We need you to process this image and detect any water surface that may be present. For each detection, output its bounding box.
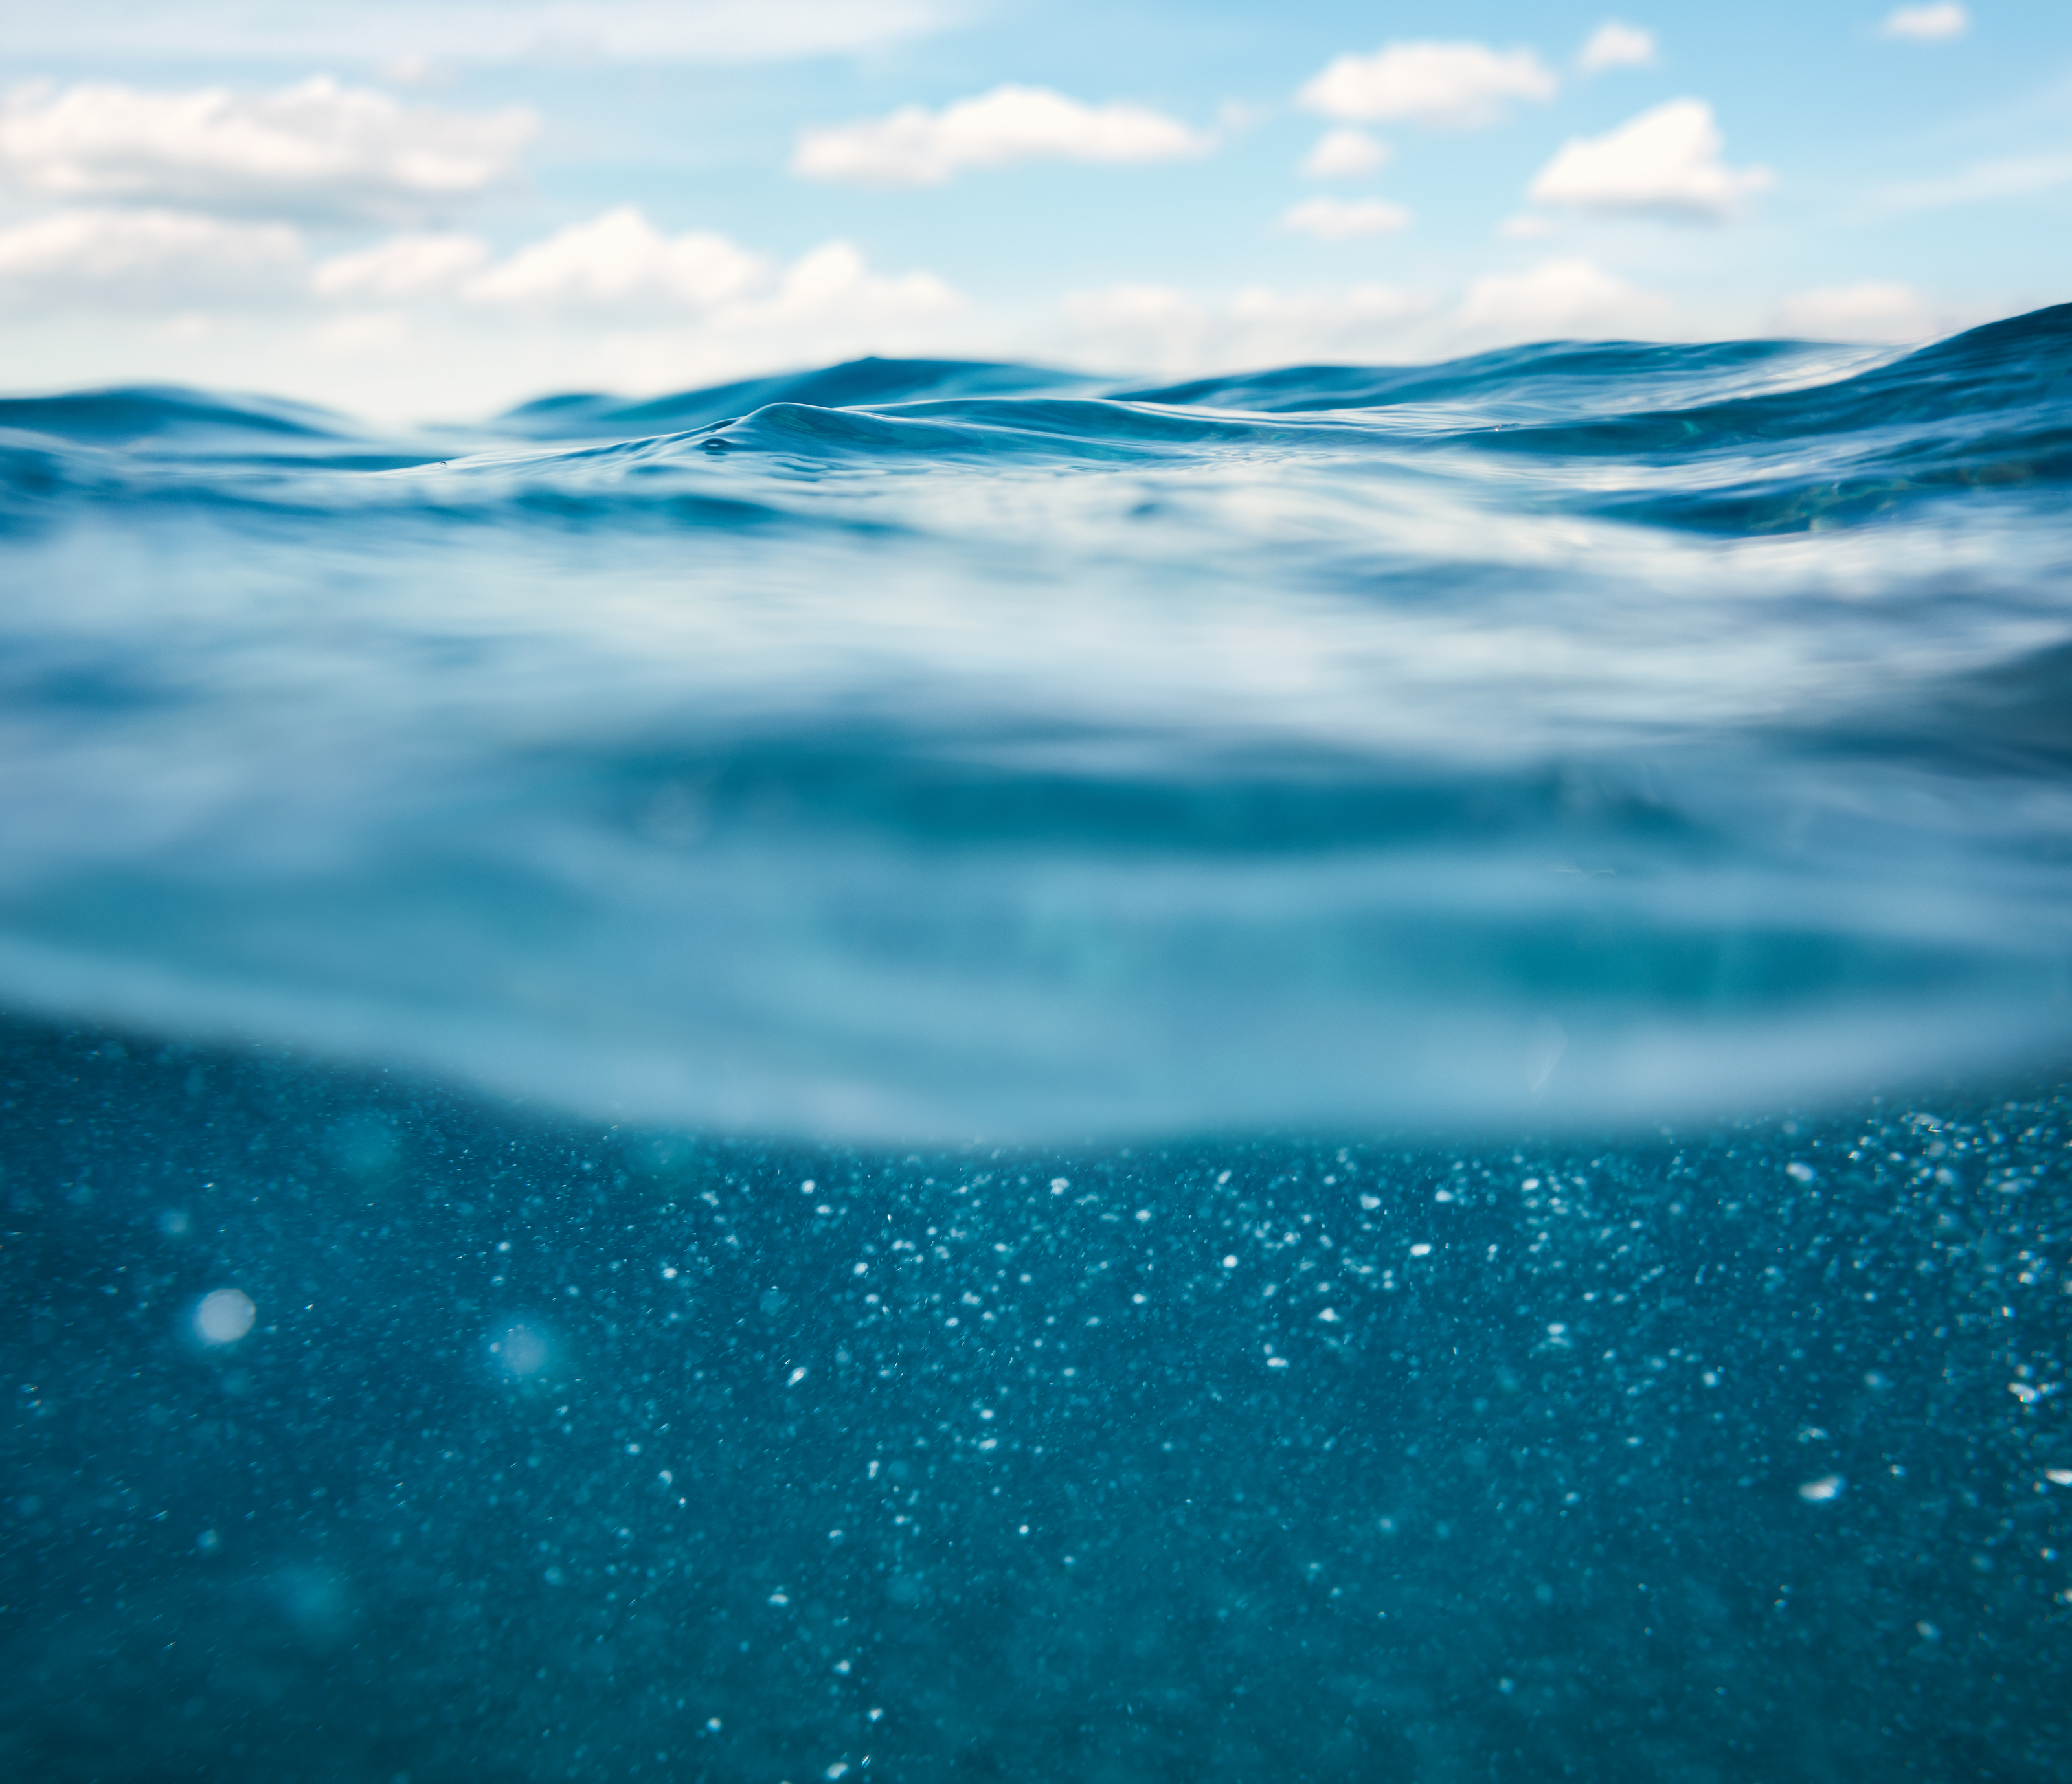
[3,306,2070,1136]
[3,309,2071,1781]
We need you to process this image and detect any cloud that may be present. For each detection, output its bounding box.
[0,77,535,221]
[1,1,947,64]
[295,229,967,416]
[1873,151,2072,212]
[310,208,961,333]
[1878,4,1970,41]
[1063,267,1689,374]
[1279,196,1413,241]
[0,190,961,355]
[1298,41,1558,130]
[1456,257,1675,340]
[745,239,963,328]
[464,207,770,309]
[1769,282,1936,342]
[792,84,1211,188]
[0,206,304,308]
[1526,99,1772,222]
[312,232,490,301]
[470,236,965,403]
[1300,128,1391,180]
[1062,280,1434,375]
[1577,21,1658,73]
[0,205,969,420]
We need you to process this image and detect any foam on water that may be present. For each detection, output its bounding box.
[2,306,2070,1136]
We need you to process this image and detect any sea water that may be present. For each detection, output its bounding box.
[2,308,2070,1779]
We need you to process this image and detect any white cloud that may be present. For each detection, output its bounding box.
[311,310,413,356]
[1066,268,1695,372]
[376,56,449,89]
[0,208,971,422]
[1577,21,1658,73]
[313,232,489,300]
[1298,41,1558,130]
[1769,282,1936,342]
[0,206,304,308]
[741,239,963,330]
[1526,98,1772,222]
[0,77,535,221]
[480,240,965,402]
[1300,128,1391,180]
[1456,258,1676,341]
[1061,280,1433,375]
[3,1,947,64]
[1499,212,1561,241]
[311,209,962,333]
[1225,284,1432,334]
[1879,4,1970,41]
[1279,196,1413,240]
[464,207,770,309]
[1063,282,1197,344]
[792,84,1211,188]
[0,192,962,364]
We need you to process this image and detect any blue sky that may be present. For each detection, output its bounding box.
[1,0,2066,416]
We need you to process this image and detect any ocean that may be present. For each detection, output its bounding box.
[2,305,2069,1780]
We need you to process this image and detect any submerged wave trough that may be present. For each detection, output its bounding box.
[2,306,2071,1136]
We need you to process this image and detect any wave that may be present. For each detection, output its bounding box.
[0,306,2068,1136]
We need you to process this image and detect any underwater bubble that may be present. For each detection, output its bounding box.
[490,1320,551,1377]
[192,1287,255,1346]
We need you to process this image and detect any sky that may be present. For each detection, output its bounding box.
[0,0,2067,418]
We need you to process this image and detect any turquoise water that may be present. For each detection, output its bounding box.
[3,307,2071,1779]
[5,1023,2068,1781]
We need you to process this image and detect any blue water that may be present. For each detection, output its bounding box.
[4,304,2071,1137]
[3,308,2071,1780]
